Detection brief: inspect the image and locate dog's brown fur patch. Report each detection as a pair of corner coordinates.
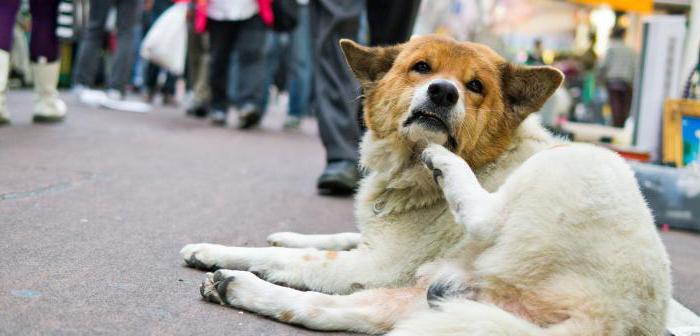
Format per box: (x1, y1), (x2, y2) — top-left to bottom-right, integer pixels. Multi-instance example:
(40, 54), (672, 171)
(340, 35), (563, 170)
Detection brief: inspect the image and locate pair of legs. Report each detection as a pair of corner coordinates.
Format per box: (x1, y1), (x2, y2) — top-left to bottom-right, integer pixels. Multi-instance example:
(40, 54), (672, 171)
(606, 79), (632, 128)
(207, 16), (267, 116)
(187, 232), (431, 334)
(73, 0), (140, 95)
(143, 0), (176, 101)
(261, 4), (313, 124)
(0, 0), (60, 62)
(310, 0), (421, 193)
(0, 0), (66, 123)
(182, 144), (500, 333)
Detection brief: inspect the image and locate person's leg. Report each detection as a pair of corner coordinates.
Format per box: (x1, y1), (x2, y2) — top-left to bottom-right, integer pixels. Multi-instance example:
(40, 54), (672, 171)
(29, 0), (66, 122)
(144, 62), (160, 100)
(0, 0), (20, 123)
(287, 4), (312, 121)
(73, 0), (111, 87)
(311, 0), (364, 193)
(621, 81), (633, 126)
(207, 19), (236, 124)
(232, 15), (268, 129)
(356, 0), (421, 131)
(0, 0), (20, 53)
(366, 0), (420, 46)
(606, 81), (625, 127)
(185, 30), (210, 116)
(260, 32), (282, 114)
(109, 0), (141, 95)
(161, 71), (177, 105)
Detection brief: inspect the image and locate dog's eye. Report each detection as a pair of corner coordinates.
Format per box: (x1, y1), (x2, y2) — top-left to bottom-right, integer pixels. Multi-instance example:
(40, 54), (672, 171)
(465, 80), (483, 94)
(412, 61), (431, 74)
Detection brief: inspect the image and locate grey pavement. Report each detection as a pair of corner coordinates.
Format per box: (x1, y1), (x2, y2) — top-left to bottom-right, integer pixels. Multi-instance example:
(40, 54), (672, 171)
(0, 91), (698, 335)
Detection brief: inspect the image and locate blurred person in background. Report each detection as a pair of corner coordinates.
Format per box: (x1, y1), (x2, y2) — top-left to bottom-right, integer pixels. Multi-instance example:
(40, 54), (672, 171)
(600, 27), (636, 128)
(143, 0), (178, 106)
(184, 0), (211, 118)
(72, 0), (143, 103)
(312, 0), (421, 194)
(0, 0), (67, 125)
(526, 38), (544, 65)
(206, 0), (267, 127)
(261, 0), (311, 130)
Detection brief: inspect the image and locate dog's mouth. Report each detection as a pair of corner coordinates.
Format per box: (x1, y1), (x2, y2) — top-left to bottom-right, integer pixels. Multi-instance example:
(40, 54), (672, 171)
(403, 109), (458, 149)
(404, 109), (449, 131)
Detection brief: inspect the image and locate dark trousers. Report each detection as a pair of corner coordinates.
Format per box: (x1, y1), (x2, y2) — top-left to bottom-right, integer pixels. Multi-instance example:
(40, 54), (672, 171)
(207, 16), (267, 112)
(606, 79), (632, 128)
(0, 0), (60, 62)
(311, 0), (420, 162)
(73, 0), (141, 92)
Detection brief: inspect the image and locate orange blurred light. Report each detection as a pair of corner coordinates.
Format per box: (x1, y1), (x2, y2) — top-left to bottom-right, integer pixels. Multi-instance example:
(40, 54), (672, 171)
(573, 0), (652, 13)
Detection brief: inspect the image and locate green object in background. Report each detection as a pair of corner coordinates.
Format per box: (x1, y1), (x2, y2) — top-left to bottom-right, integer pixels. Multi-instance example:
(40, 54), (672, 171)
(58, 42), (74, 88)
(582, 70), (596, 105)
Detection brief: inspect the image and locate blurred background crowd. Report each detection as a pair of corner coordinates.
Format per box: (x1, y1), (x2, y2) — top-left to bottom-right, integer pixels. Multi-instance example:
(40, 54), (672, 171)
(1, 0), (700, 209)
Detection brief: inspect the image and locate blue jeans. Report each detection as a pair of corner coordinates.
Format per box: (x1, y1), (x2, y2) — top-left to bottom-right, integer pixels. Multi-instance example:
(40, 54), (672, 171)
(262, 5), (312, 117)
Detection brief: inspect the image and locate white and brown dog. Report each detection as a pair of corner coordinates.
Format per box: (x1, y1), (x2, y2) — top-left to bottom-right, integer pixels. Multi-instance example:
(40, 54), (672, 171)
(181, 35), (672, 335)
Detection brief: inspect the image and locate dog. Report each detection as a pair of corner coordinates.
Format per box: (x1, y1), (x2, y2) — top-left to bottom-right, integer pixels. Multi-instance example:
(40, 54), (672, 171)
(180, 35), (671, 335)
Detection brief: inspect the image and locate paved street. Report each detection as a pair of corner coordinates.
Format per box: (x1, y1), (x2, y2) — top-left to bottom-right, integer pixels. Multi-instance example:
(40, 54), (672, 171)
(0, 91), (698, 335)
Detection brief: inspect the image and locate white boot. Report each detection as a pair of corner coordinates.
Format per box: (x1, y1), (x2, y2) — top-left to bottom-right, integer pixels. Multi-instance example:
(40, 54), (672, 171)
(32, 57), (66, 123)
(0, 50), (9, 125)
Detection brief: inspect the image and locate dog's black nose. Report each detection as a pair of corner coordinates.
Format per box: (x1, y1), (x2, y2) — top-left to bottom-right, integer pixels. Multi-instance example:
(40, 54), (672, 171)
(428, 81), (459, 107)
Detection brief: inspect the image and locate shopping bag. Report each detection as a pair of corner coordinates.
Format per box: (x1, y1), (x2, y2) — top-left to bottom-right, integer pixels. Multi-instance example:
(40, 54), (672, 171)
(140, 3), (188, 75)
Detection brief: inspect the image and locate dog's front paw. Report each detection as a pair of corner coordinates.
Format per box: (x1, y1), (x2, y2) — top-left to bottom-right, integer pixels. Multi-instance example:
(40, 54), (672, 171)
(181, 243), (225, 271)
(267, 232), (301, 247)
(421, 143), (462, 185)
(200, 270), (266, 307)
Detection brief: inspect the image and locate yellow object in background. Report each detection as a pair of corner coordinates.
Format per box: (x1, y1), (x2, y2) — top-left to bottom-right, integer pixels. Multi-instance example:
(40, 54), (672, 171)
(573, 0), (653, 13)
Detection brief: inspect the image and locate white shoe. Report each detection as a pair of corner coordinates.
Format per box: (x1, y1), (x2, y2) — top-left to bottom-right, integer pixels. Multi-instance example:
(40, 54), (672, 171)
(0, 50), (9, 125)
(32, 57), (67, 123)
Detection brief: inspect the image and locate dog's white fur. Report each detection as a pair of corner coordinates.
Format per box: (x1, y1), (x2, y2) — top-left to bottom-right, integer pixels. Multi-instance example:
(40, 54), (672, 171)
(182, 114), (672, 335)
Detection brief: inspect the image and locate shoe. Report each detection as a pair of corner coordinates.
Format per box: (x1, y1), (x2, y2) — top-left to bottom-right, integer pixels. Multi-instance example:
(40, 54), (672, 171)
(317, 160), (360, 194)
(209, 108), (227, 126)
(106, 89), (124, 101)
(162, 93), (177, 107)
(0, 50), (10, 125)
(283, 115), (301, 130)
(144, 89), (155, 103)
(74, 85), (106, 106)
(186, 103), (208, 118)
(237, 103), (262, 129)
(32, 58), (67, 123)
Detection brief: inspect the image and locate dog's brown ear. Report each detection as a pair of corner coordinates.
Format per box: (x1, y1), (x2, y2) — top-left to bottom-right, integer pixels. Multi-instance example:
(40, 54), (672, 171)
(500, 64), (564, 117)
(340, 39), (401, 86)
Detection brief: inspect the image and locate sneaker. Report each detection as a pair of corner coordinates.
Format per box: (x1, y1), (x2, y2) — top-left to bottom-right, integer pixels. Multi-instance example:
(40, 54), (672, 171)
(186, 103), (208, 119)
(283, 116), (301, 130)
(209, 109), (227, 126)
(237, 103), (262, 129)
(317, 160), (360, 195)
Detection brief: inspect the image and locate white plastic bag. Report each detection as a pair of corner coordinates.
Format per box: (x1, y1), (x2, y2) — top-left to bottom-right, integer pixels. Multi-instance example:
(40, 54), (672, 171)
(140, 3), (188, 75)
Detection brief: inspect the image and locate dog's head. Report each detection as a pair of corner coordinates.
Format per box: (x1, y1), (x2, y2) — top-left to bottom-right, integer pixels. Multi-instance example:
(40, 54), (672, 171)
(341, 35), (563, 168)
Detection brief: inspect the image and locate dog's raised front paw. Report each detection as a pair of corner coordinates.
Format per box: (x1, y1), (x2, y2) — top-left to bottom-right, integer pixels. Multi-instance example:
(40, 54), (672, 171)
(420, 143), (461, 185)
(180, 243), (224, 271)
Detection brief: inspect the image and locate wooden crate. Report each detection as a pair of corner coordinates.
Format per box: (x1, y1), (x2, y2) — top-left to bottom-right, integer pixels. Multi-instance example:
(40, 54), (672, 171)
(662, 99), (700, 167)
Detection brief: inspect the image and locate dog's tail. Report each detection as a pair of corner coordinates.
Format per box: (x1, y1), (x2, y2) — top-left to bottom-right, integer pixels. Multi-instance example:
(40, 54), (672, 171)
(386, 299), (603, 336)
